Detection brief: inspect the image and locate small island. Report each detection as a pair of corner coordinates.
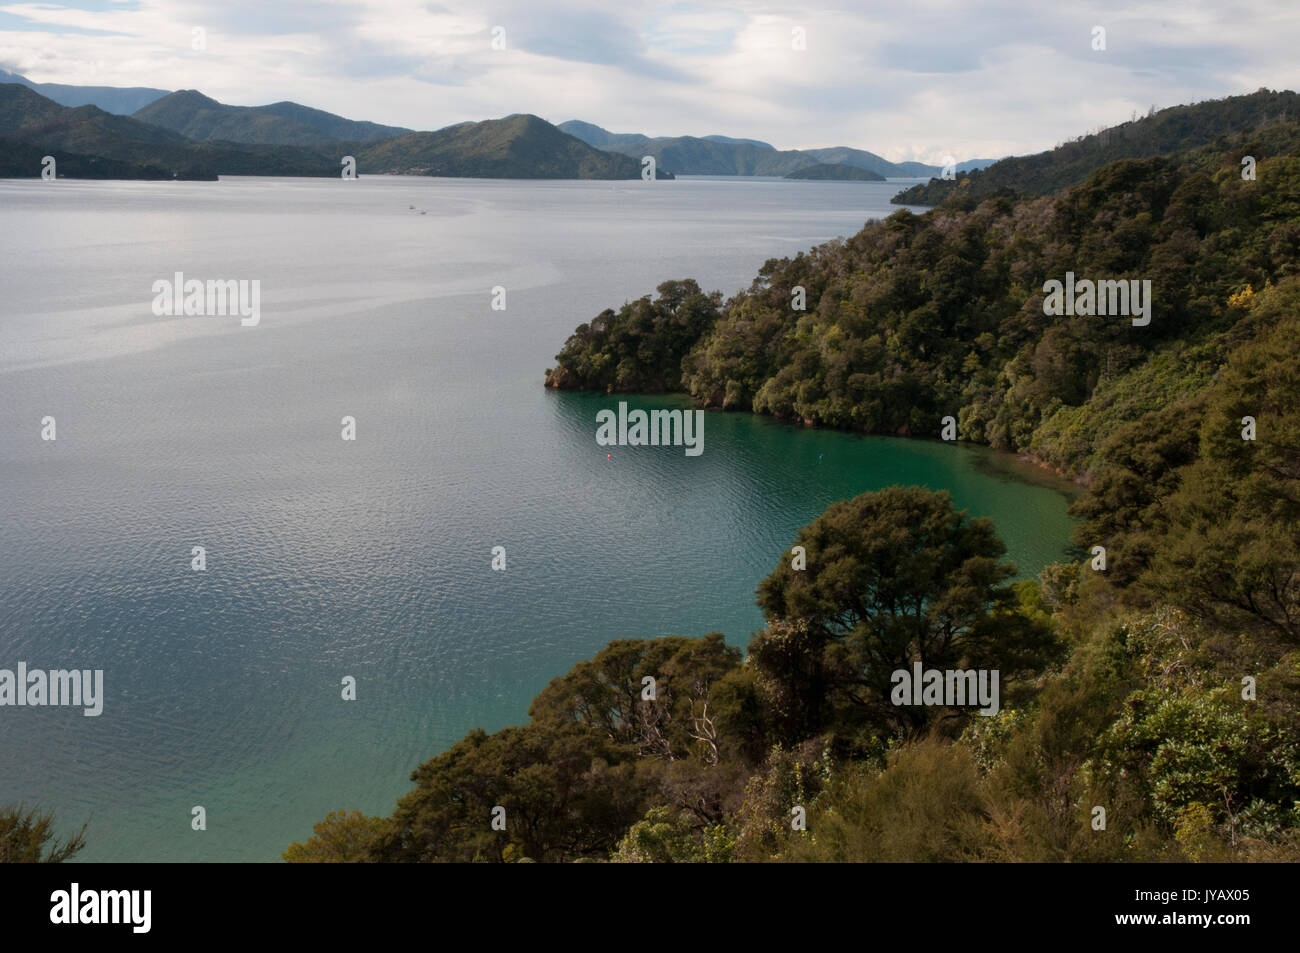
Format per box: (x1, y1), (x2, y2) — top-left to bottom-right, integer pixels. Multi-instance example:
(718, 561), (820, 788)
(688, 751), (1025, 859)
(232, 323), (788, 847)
(784, 162), (884, 181)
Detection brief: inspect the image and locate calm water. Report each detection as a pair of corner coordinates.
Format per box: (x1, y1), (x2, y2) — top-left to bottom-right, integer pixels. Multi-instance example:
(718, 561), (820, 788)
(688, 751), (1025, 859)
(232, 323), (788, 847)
(0, 175), (1074, 861)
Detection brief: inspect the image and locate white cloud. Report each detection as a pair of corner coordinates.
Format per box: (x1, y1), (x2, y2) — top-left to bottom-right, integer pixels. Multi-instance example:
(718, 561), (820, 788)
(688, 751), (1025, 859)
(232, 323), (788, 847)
(0, 0), (1297, 160)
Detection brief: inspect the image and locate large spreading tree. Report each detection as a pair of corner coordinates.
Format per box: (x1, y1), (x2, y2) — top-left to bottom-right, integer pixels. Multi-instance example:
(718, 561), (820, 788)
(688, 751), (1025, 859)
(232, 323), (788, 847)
(752, 486), (1061, 741)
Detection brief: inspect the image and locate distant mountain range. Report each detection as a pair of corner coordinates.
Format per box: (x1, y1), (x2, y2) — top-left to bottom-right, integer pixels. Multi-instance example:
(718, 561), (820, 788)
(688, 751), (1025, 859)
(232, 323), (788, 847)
(0, 68), (168, 115)
(557, 119), (775, 151)
(0, 68), (992, 183)
(557, 120), (997, 178)
(134, 89), (409, 145)
(0, 83), (341, 179)
(0, 84), (668, 180)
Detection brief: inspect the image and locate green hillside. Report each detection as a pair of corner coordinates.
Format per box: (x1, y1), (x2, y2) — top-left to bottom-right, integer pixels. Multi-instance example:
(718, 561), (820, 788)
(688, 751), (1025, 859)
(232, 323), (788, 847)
(356, 114), (673, 179)
(0, 83), (341, 178)
(561, 120), (940, 176)
(802, 146), (936, 176)
(546, 116), (1300, 475)
(0, 136), (171, 178)
(556, 119), (651, 149)
(133, 89), (408, 145)
(893, 87), (1300, 206)
(602, 136), (933, 177)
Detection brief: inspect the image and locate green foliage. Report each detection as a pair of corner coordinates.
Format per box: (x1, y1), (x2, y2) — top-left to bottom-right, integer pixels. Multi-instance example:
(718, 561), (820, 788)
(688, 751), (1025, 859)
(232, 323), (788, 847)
(282, 810), (386, 863)
(1037, 561), (1085, 611)
(892, 89), (1300, 206)
(0, 804), (87, 863)
(0, 136), (174, 179)
(359, 634), (750, 862)
(1031, 339), (1220, 474)
(1095, 686), (1300, 840)
(1139, 288), (1300, 641)
(548, 113), (1300, 479)
(545, 280), (723, 393)
(732, 740), (831, 861)
(528, 632), (749, 765)
(1078, 605), (1300, 853)
(586, 134), (917, 178)
(599, 135), (812, 176)
(4, 84), (648, 181)
(1068, 393), (1208, 587)
(780, 738), (987, 862)
(751, 486), (1062, 741)
(612, 805), (735, 862)
(372, 720), (651, 863)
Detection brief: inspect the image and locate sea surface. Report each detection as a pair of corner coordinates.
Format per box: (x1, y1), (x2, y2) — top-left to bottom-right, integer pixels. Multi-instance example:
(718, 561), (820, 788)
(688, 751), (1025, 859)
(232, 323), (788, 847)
(0, 174), (1075, 861)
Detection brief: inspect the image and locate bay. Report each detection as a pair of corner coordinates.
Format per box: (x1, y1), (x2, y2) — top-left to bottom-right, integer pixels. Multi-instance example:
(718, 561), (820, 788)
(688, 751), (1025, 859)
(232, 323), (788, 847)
(0, 174), (1074, 861)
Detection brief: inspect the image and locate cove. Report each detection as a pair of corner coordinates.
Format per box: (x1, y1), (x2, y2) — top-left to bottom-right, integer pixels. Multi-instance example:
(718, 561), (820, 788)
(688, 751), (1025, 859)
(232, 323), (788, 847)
(546, 389), (1078, 636)
(0, 175), (1071, 864)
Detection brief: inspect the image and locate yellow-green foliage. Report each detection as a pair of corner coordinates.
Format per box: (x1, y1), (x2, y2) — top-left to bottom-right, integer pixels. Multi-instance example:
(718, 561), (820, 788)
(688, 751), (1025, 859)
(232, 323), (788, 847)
(282, 810), (386, 863)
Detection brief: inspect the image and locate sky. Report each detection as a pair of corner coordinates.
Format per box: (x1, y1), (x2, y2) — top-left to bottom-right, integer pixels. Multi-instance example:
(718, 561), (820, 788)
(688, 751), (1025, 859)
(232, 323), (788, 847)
(1, 0), (1298, 163)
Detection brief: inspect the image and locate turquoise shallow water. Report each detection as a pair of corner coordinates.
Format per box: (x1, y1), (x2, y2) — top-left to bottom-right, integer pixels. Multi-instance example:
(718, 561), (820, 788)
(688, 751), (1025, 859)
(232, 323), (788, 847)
(0, 175), (1074, 861)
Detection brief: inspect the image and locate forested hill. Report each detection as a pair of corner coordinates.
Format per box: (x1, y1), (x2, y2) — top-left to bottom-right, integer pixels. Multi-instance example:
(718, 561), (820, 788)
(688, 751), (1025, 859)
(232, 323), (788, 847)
(0, 83), (343, 178)
(133, 89), (410, 146)
(893, 87), (1300, 206)
(355, 114), (673, 179)
(558, 119), (944, 177)
(0, 84), (668, 180)
(545, 114), (1300, 480)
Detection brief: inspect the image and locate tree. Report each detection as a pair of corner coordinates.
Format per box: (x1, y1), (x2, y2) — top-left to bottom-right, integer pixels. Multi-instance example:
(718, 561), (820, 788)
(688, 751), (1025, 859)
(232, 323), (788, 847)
(1142, 293), (1300, 642)
(527, 633), (746, 763)
(0, 805), (87, 863)
(780, 738), (987, 862)
(317, 635), (756, 863)
(370, 720), (650, 863)
(1095, 685), (1300, 845)
(611, 805), (735, 863)
(282, 810), (386, 863)
(754, 486), (1060, 740)
(546, 280), (722, 393)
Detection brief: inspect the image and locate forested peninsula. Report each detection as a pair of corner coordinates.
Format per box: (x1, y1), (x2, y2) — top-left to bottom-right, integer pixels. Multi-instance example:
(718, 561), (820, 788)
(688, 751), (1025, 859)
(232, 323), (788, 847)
(286, 91), (1300, 863)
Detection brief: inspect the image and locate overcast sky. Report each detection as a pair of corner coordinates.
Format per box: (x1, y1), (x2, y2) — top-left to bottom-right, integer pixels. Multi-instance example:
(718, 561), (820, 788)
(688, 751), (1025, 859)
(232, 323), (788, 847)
(2, 0), (1298, 163)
